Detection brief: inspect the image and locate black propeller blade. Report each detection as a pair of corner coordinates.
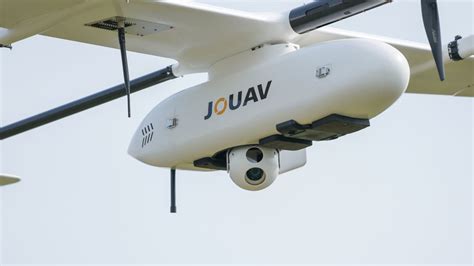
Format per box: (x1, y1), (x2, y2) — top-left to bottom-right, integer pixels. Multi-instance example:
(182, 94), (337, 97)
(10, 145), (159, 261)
(421, 0), (445, 81)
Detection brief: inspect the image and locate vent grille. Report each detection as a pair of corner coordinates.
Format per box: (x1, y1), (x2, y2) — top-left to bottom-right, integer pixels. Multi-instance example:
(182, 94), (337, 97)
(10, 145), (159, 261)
(85, 16), (172, 37)
(141, 123), (154, 148)
(87, 17), (135, 31)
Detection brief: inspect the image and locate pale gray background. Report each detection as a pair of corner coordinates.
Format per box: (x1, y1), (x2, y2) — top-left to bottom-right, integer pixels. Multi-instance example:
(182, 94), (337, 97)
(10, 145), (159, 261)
(1, 0), (472, 264)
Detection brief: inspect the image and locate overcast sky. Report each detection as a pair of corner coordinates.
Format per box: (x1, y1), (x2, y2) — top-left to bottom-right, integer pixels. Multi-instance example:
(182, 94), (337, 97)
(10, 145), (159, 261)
(1, 0), (473, 264)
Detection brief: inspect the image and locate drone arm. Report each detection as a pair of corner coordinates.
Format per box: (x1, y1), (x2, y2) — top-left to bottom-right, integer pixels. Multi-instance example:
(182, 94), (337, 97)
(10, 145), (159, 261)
(0, 66), (176, 140)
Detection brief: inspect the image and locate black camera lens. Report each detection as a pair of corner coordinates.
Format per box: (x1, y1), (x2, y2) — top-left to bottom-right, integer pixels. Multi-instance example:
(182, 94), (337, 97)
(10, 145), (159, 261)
(245, 168), (265, 185)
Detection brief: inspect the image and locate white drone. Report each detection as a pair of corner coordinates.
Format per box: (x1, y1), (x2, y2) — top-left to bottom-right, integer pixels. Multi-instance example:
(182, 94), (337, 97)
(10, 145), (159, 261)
(0, 0), (472, 212)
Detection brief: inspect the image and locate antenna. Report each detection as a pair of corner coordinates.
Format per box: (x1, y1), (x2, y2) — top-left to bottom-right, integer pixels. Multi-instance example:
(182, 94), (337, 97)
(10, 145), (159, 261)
(170, 168), (177, 213)
(117, 18), (132, 117)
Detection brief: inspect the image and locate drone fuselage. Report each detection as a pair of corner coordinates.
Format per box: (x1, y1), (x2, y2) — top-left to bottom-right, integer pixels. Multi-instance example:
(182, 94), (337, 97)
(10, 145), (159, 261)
(128, 39), (410, 170)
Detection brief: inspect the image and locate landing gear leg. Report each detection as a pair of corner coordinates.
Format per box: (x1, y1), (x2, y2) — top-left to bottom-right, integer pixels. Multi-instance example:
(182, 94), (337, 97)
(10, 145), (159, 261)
(170, 168), (177, 213)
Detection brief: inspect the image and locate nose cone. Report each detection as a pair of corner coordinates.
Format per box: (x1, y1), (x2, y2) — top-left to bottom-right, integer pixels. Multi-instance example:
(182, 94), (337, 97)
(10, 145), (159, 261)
(127, 128), (142, 160)
(128, 121), (155, 163)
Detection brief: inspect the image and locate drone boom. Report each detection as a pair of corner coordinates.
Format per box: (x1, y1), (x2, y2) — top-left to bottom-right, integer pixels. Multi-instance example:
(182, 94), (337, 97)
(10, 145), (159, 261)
(289, 0), (391, 34)
(0, 66), (176, 140)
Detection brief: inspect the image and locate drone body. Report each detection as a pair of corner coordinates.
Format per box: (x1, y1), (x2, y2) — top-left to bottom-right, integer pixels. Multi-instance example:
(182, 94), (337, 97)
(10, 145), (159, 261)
(129, 39), (409, 190)
(0, 1), (472, 211)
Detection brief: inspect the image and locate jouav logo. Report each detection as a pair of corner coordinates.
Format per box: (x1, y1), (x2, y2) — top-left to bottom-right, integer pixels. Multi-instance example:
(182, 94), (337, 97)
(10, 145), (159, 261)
(204, 80), (272, 120)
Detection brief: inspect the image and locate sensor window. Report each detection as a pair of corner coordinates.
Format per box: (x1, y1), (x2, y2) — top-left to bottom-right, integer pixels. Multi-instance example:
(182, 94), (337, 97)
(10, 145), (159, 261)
(245, 168), (266, 186)
(246, 148), (263, 163)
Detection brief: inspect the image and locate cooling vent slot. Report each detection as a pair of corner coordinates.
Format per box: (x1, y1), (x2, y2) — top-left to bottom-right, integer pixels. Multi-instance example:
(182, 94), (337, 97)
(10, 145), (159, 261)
(88, 18), (135, 31)
(86, 16), (172, 37)
(141, 123), (154, 148)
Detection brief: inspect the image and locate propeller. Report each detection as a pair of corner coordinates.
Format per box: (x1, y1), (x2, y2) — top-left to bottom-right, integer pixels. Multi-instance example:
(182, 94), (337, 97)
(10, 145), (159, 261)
(0, 174), (21, 186)
(421, 0), (445, 81)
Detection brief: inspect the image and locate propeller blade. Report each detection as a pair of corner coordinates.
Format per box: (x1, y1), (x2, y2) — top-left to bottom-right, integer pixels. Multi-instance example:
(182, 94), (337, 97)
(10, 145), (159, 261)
(421, 0), (445, 81)
(0, 174), (21, 186)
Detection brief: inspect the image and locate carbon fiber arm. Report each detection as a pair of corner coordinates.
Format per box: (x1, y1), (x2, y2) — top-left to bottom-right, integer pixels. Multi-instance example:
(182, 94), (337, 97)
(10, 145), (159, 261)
(0, 66), (176, 140)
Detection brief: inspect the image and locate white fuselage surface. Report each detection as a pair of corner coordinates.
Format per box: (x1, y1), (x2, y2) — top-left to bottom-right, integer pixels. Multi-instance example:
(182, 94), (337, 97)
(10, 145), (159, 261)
(128, 39), (410, 170)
